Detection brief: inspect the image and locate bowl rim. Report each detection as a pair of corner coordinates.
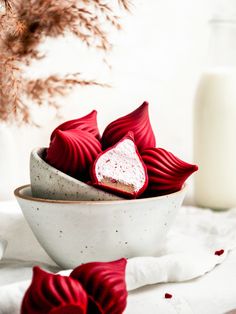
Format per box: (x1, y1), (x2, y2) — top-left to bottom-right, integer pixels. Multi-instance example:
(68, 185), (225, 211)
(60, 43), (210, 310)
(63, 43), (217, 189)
(14, 184), (187, 205)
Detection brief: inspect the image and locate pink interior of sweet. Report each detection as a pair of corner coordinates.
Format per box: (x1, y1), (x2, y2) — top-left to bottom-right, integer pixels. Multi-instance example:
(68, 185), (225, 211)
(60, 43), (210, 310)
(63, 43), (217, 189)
(95, 139), (145, 192)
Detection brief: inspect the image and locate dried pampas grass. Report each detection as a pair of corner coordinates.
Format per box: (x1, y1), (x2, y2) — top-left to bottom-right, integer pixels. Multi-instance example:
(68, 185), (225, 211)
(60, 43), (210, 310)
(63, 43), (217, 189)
(0, 0), (130, 124)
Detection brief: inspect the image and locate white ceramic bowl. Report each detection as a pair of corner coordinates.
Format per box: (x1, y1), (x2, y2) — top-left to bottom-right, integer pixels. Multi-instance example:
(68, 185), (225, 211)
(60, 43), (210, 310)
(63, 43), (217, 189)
(30, 148), (122, 201)
(15, 184), (187, 269)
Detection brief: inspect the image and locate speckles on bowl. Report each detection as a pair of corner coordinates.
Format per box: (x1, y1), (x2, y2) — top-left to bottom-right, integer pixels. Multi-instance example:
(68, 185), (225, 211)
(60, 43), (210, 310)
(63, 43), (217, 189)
(30, 147), (123, 201)
(15, 184), (187, 267)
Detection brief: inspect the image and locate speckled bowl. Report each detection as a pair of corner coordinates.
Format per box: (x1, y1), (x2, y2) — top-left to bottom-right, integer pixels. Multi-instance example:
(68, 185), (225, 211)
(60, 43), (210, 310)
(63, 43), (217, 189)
(15, 184), (187, 268)
(30, 147), (122, 201)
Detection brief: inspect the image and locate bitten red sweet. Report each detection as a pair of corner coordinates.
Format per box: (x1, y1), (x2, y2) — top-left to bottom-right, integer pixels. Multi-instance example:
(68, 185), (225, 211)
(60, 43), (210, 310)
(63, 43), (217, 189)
(91, 132), (148, 198)
(50, 110), (100, 141)
(102, 101), (156, 152)
(70, 259), (127, 314)
(141, 147), (198, 196)
(46, 129), (102, 180)
(21, 267), (88, 314)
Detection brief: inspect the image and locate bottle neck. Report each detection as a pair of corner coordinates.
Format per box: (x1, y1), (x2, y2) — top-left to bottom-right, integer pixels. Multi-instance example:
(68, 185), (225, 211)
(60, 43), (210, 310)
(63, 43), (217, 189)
(207, 20), (236, 68)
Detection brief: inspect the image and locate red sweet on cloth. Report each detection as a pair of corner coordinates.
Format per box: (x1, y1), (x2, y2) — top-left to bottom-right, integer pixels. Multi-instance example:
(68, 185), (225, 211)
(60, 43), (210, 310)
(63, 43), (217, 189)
(141, 147), (198, 196)
(46, 129), (102, 179)
(164, 293), (173, 299)
(70, 259), (127, 314)
(50, 110), (100, 141)
(91, 132), (148, 198)
(215, 249), (224, 256)
(102, 101), (156, 152)
(21, 267), (88, 314)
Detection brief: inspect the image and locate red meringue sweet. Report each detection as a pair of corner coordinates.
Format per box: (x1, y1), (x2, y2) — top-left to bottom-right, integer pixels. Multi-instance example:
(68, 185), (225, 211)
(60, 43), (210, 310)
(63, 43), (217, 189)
(91, 132), (148, 198)
(21, 267), (88, 314)
(50, 110), (100, 141)
(46, 129), (102, 180)
(102, 101), (156, 152)
(70, 259), (127, 314)
(141, 147), (198, 196)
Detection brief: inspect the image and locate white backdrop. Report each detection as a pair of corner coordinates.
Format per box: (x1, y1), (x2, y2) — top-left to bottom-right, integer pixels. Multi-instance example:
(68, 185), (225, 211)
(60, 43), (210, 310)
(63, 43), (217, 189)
(4, 0), (218, 200)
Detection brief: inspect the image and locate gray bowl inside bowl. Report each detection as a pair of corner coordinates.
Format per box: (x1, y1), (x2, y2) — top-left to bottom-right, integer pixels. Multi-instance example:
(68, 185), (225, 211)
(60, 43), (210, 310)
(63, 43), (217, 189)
(30, 147), (122, 201)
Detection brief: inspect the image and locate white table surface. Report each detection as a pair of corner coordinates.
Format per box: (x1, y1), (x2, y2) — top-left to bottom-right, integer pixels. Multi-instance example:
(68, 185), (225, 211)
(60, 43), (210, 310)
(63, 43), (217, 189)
(1, 201), (236, 314)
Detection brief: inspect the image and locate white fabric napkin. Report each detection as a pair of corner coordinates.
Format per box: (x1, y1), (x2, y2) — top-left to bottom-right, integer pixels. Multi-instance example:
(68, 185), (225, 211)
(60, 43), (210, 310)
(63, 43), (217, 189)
(126, 206), (236, 290)
(0, 201), (56, 264)
(1, 202), (236, 314)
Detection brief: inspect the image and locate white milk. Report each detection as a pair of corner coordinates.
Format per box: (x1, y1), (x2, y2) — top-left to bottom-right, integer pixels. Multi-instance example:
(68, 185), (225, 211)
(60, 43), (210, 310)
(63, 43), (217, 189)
(194, 67), (236, 209)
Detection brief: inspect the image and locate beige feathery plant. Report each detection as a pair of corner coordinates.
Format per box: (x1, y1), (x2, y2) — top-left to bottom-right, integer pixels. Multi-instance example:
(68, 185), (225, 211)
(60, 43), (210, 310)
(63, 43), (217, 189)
(0, 0), (131, 124)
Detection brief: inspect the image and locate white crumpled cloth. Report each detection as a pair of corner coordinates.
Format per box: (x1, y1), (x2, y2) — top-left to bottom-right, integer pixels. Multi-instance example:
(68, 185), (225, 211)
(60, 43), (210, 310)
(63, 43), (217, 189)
(1, 201), (236, 314)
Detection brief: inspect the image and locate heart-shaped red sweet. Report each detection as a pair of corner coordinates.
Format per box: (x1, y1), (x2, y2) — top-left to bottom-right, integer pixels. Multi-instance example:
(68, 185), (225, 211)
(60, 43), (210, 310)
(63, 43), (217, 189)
(102, 101), (156, 152)
(46, 128), (102, 180)
(50, 110), (100, 141)
(91, 132), (148, 198)
(141, 147), (198, 196)
(70, 259), (127, 314)
(21, 267), (88, 314)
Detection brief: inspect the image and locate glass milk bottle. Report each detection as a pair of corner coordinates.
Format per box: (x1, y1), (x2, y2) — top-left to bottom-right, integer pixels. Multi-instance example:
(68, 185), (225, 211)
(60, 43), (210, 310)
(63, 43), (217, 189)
(194, 17), (236, 209)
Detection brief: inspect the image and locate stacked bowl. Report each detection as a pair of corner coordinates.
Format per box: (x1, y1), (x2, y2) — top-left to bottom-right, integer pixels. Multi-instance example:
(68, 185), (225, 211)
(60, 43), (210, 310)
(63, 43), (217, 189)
(15, 147), (186, 268)
(15, 103), (195, 268)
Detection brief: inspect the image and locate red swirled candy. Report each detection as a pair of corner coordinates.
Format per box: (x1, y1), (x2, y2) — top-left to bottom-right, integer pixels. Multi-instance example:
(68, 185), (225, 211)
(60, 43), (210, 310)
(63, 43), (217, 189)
(141, 147), (198, 196)
(70, 259), (127, 314)
(102, 101), (156, 152)
(91, 132), (148, 198)
(21, 267), (88, 314)
(46, 129), (102, 179)
(50, 110), (100, 141)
